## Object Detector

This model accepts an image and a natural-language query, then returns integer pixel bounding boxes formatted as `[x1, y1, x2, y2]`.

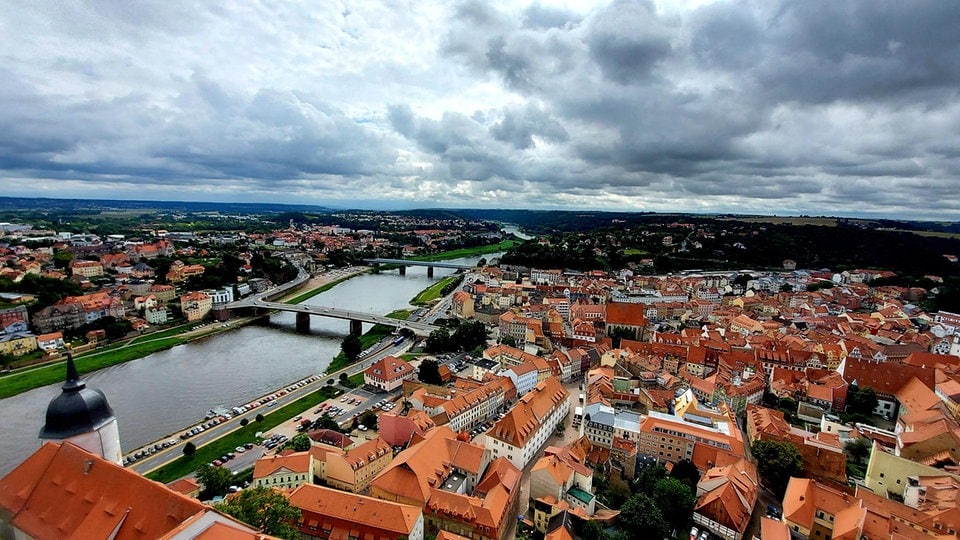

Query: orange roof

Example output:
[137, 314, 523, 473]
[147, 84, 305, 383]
[695, 458, 758, 534]
[0, 442, 245, 540]
[287, 483, 421, 535]
[253, 451, 312, 478]
[759, 517, 790, 540]
[488, 377, 568, 449]
[371, 426, 487, 505]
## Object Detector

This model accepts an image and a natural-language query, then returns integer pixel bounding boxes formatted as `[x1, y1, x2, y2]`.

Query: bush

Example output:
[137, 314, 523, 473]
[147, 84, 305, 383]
[255, 413, 264, 422]
[240, 418, 249, 426]
[183, 441, 196, 456]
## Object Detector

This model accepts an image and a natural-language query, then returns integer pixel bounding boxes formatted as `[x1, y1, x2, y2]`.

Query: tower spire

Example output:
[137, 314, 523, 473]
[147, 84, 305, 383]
[62, 353, 85, 391]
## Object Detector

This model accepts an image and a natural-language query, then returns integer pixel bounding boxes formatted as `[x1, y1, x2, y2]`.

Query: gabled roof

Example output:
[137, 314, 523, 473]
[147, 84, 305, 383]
[253, 451, 312, 478]
[0, 442, 254, 540]
[488, 377, 568, 448]
[287, 483, 421, 535]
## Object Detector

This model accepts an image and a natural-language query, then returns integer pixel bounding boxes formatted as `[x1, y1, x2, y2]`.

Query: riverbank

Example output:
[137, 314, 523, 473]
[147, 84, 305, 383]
[281, 267, 369, 304]
[411, 275, 460, 305]
[324, 309, 413, 374]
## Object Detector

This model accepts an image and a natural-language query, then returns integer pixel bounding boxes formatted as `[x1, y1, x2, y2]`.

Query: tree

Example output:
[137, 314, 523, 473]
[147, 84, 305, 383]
[847, 386, 879, 417]
[500, 335, 517, 348]
[451, 321, 488, 351]
[196, 463, 234, 498]
[669, 458, 701, 491]
[255, 413, 264, 423]
[425, 328, 451, 353]
[845, 437, 872, 465]
[290, 433, 311, 452]
[359, 410, 378, 430]
[183, 441, 197, 456]
[418, 359, 444, 385]
[632, 463, 668, 494]
[314, 415, 341, 432]
[240, 418, 249, 426]
[340, 334, 362, 363]
[652, 477, 697, 530]
[618, 493, 667, 540]
[599, 475, 632, 509]
[217, 486, 301, 538]
[752, 439, 803, 497]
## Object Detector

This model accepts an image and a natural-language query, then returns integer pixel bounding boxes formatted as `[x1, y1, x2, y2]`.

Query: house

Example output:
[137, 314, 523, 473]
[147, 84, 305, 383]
[530, 443, 596, 518]
[287, 483, 424, 540]
[745, 404, 846, 486]
[324, 437, 393, 493]
[637, 410, 746, 472]
[693, 455, 758, 540]
[604, 302, 648, 339]
[252, 451, 314, 490]
[36, 331, 64, 351]
[180, 291, 212, 322]
[0, 332, 38, 357]
[782, 477, 960, 539]
[364, 355, 415, 392]
[0, 442, 264, 539]
[71, 260, 104, 278]
[487, 377, 570, 470]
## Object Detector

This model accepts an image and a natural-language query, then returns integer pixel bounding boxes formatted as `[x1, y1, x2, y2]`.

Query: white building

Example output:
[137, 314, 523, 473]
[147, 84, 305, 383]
[487, 377, 570, 469]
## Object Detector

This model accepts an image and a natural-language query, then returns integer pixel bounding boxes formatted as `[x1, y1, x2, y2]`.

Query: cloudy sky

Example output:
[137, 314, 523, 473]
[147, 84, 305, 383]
[2, 1, 959, 218]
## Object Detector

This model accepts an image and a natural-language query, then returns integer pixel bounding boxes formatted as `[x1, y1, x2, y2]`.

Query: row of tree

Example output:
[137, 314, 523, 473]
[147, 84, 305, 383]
[424, 320, 488, 353]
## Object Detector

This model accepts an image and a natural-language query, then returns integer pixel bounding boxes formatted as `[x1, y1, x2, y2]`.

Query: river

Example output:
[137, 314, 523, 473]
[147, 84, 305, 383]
[0, 254, 495, 475]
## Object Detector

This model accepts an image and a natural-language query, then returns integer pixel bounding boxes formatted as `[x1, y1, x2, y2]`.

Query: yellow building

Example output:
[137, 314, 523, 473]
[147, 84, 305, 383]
[0, 332, 38, 357]
[253, 451, 314, 490]
[180, 291, 212, 322]
[324, 437, 393, 493]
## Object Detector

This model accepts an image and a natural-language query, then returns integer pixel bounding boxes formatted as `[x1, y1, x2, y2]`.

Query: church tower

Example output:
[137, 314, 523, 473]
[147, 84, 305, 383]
[39, 353, 122, 465]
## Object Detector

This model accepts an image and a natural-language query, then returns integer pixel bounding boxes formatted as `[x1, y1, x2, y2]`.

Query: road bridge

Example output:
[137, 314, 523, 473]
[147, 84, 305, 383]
[227, 299, 438, 335]
[363, 257, 474, 277]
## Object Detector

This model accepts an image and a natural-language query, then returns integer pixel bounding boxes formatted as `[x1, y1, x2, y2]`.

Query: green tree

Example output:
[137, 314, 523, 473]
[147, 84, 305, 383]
[425, 328, 451, 353]
[752, 439, 803, 497]
[418, 359, 444, 385]
[183, 441, 197, 456]
[340, 334, 362, 362]
[53, 250, 73, 270]
[290, 433, 311, 452]
[314, 415, 341, 432]
[847, 386, 879, 417]
[632, 463, 668, 494]
[652, 477, 696, 530]
[500, 335, 517, 348]
[196, 463, 234, 498]
[619, 493, 667, 540]
[240, 418, 249, 426]
[217, 486, 301, 538]
[669, 458, 701, 492]
[359, 410, 378, 429]
[844, 437, 872, 465]
[451, 321, 488, 351]
[599, 475, 631, 509]
[255, 413, 264, 423]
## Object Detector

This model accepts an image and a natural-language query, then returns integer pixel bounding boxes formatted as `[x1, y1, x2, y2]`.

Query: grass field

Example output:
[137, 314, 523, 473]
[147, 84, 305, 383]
[324, 309, 412, 374]
[0, 336, 186, 399]
[146, 385, 341, 483]
[623, 248, 649, 256]
[409, 239, 520, 262]
[283, 273, 365, 304]
[411, 275, 459, 305]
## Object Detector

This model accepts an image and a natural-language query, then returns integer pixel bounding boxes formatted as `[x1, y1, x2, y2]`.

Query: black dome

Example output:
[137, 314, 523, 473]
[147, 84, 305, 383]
[39, 354, 115, 440]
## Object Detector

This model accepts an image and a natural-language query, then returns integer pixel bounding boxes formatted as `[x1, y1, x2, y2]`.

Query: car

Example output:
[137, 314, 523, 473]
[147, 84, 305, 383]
[235, 446, 246, 453]
[698, 530, 709, 540]
[212, 460, 222, 467]
[244, 442, 254, 449]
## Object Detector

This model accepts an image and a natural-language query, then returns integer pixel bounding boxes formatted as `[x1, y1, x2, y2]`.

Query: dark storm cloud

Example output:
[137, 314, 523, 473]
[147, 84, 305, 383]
[417, 0, 960, 215]
[4, 1, 960, 216]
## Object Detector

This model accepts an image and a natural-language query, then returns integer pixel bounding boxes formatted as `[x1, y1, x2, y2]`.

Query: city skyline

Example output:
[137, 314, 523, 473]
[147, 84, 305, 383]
[2, 1, 959, 219]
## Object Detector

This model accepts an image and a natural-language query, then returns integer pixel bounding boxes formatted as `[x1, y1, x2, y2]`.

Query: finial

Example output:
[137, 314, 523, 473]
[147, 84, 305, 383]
[62, 353, 86, 391]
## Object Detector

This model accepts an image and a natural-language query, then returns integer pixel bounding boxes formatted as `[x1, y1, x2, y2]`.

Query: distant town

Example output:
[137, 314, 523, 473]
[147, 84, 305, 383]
[2, 200, 960, 540]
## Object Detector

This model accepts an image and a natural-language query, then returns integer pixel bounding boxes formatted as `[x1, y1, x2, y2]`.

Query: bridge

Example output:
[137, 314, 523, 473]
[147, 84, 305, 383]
[236, 299, 438, 335]
[363, 258, 474, 277]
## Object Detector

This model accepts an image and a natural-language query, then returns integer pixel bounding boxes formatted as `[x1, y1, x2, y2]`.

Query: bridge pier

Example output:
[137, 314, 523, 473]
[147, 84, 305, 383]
[398, 266, 406, 276]
[350, 319, 363, 336]
[296, 312, 311, 333]
[427, 266, 434, 278]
